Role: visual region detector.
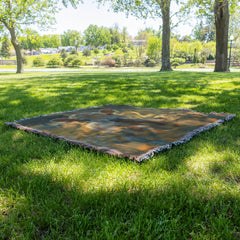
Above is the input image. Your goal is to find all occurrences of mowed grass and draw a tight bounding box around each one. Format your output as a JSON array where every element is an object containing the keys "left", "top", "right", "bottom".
[{"left": 0, "top": 71, "right": 239, "bottom": 239}]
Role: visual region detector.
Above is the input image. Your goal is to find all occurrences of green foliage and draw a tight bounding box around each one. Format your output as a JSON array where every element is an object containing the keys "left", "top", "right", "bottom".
[
  {"left": 64, "top": 55, "right": 83, "bottom": 67},
  {"left": 144, "top": 58, "right": 156, "bottom": 67},
  {"left": 0, "top": 37, "right": 11, "bottom": 59},
  {"left": 0, "top": 72, "right": 240, "bottom": 239},
  {"left": 94, "top": 58, "right": 101, "bottom": 66},
  {"left": 170, "top": 58, "right": 185, "bottom": 65},
  {"left": 19, "top": 29, "right": 42, "bottom": 51},
  {"left": 40, "top": 34, "right": 61, "bottom": 48},
  {"left": 112, "top": 55, "right": 123, "bottom": 67},
  {"left": 47, "top": 57, "right": 63, "bottom": 68},
  {"left": 33, "top": 56, "right": 45, "bottom": 67},
  {"left": 193, "top": 21, "right": 215, "bottom": 42},
  {"left": 114, "top": 49, "right": 124, "bottom": 55},
  {"left": 171, "top": 39, "right": 216, "bottom": 62},
  {"left": 112, "top": 43, "right": 119, "bottom": 51},
  {"left": 22, "top": 56, "right": 28, "bottom": 65},
  {"left": 122, "top": 47, "right": 128, "bottom": 53},
  {"left": 109, "top": 24, "right": 121, "bottom": 45},
  {"left": 70, "top": 48, "right": 78, "bottom": 55},
  {"left": 82, "top": 49, "right": 91, "bottom": 57},
  {"left": 84, "top": 25, "right": 111, "bottom": 47},
  {"left": 135, "top": 28, "right": 154, "bottom": 42},
  {"left": 146, "top": 36, "right": 161, "bottom": 63},
  {"left": 133, "top": 58, "right": 144, "bottom": 67},
  {"left": 60, "top": 49, "right": 68, "bottom": 60},
  {"left": 171, "top": 62, "right": 180, "bottom": 68},
  {"left": 102, "top": 57, "right": 116, "bottom": 67},
  {"left": 103, "top": 49, "right": 108, "bottom": 55},
  {"left": 93, "top": 48, "right": 100, "bottom": 54},
  {"left": 0, "top": 1, "right": 60, "bottom": 32},
  {"left": 64, "top": 55, "right": 76, "bottom": 66},
  {"left": 61, "top": 30, "right": 83, "bottom": 49},
  {"left": 71, "top": 57, "right": 83, "bottom": 67},
  {"left": 106, "top": 44, "right": 112, "bottom": 51}
]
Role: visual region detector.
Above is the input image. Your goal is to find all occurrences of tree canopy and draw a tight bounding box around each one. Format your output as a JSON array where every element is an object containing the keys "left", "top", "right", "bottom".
[{"left": 0, "top": 0, "right": 83, "bottom": 73}]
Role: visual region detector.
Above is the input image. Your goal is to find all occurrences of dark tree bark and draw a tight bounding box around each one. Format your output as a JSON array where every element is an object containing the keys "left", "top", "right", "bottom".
[
  {"left": 160, "top": 0, "right": 172, "bottom": 71},
  {"left": 9, "top": 27, "right": 24, "bottom": 74},
  {"left": 1, "top": 18, "right": 24, "bottom": 74},
  {"left": 214, "top": 0, "right": 229, "bottom": 72}
]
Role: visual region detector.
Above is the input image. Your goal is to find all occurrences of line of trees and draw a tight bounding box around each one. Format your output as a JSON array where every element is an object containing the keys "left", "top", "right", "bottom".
[
  {"left": 0, "top": 0, "right": 79, "bottom": 73},
  {"left": 96, "top": 0, "right": 239, "bottom": 72},
  {"left": 15, "top": 25, "right": 130, "bottom": 52},
  {"left": 0, "top": 0, "right": 239, "bottom": 73}
]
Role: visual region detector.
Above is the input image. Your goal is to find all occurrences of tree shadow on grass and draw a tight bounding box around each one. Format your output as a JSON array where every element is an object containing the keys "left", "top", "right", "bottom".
[
  {"left": 1, "top": 71, "right": 239, "bottom": 169},
  {"left": 0, "top": 71, "right": 240, "bottom": 239},
  {"left": 0, "top": 135, "right": 239, "bottom": 239}
]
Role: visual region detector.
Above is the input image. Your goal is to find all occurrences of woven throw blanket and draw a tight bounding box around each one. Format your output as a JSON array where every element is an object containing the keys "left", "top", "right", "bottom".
[{"left": 5, "top": 104, "right": 235, "bottom": 162}]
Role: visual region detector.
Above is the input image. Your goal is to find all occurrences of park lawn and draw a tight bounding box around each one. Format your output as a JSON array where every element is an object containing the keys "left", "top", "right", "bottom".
[{"left": 0, "top": 71, "right": 239, "bottom": 239}]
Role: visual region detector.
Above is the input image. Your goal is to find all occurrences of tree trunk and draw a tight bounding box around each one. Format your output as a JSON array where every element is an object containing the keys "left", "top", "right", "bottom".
[
  {"left": 9, "top": 27, "right": 24, "bottom": 73},
  {"left": 160, "top": 0, "right": 172, "bottom": 71},
  {"left": 214, "top": 0, "right": 229, "bottom": 72}
]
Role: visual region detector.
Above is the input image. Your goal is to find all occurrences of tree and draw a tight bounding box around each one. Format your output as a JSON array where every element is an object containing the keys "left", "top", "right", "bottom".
[
  {"left": 0, "top": 0, "right": 60, "bottom": 73},
  {"left": 84, "top": 25, "right": 111, "bottom": 47},
  {"left": 229, "top": 5, "right": 240, "bottom": 40},
  {"left": 146, "top": 36, "right": 162, "bottom": 63},
  {"left": 1, "top": 36, "right": 11, "bottom": 59},
  {"left": 20, "top": 29, "right": 42, "bottom": 51},
  {"left": 214, "top": 0, "right": 229, "bottom": 71},
  {"left": 134, "top": 28, "right": 154, "bottom": 44},
  {"left": 0, "top": 0, "right": 82, "bottom": 73},
  {"left": 193, "top": 21, "right": 215, "bottom": 42},
  {"left": 109, "top": 24, "right": 121, "bottom": 45},
  {"left": 121, "top": 27, "right": 129, "bottom": 44},
  {"left": 61, "top": 30, "right": 83, "bottom": 49},
  {"left": 188, "top": 0, "right": 239, "bottom": 72},
  {"left": 96, "top": 0, "right": 177, "bottom": 71},
  {"left": 40, "top": 34, "right": 61, "bottom": 48}
]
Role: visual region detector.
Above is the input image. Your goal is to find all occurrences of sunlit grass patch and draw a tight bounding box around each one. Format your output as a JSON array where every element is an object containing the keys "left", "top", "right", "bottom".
[{"left": 0, "top": 71, "right": 239, "bottom": 239}]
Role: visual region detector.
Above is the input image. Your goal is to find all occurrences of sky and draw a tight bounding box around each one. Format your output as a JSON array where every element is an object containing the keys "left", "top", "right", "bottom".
[{"left": 40, "top": 1, "right": 195, "bottom": 37}]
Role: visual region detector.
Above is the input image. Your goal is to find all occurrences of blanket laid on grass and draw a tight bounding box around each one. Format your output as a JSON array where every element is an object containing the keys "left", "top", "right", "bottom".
[{"left": 5, "top": 104, "right": 235, "bottom": 162}]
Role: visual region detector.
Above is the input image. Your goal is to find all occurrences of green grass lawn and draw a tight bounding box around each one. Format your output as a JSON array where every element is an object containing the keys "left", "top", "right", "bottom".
[{"left": 0, "top": 71, "right": 239, "bottom": 239}]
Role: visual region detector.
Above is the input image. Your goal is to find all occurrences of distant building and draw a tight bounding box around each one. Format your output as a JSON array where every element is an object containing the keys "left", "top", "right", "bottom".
[
  {"left": 58, "top": 46, "right": 75, "bottom": 53},
  {"left": 132, "top": 40, "right": 147, "bottom": 47},
  {"left": 39, "top": 48, "right": 58, "bottom": 54}
]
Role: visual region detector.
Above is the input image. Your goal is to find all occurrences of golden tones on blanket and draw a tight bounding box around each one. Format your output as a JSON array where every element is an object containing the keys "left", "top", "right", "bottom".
[{"left": 9, "top": 104, "right": 234, "bottom": 161}]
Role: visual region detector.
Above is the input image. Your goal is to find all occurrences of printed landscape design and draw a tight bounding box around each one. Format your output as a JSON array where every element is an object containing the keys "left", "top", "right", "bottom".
[{"left": 5, "top": 104, "right": 235, "bottom": 162}]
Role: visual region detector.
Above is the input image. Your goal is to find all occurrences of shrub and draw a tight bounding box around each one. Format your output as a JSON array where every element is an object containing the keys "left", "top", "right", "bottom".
[
  {"left": 22, "top": 56, "right": 28, "bottom": 65},
  {"left": 122, "top": 47, "right": 128, "bottom": 53},
  {"left": 200, "top": 56, "right": 207, "bottom": 64},
  {"left": 144, "top": 58, "right": 156, "bottom": 67},
  {"left": 106, "top": 45, "right": 112, "bottom": 51},
  {"left": 33, "top": 56, "right": 45, "bottom": 67},
  {"left": 112, "top": 44, "right": 119, "bottom": 51},
  {"left": 64, "top": 56, "right": 75, "bottom": 66},
  {"left": 82, "top": 49, "right": 91, "bottom": 57},
  {"left": 112, "top": 55, "right": 123, "bottom": 67},
  {"left": 170, "top": 58, "right": 185, "bottom": 65},
  {"left": 103, "top": 49, "right": 108, "bottom": 55},
  {"left": 114, "top": 49, "right": 124, "bottom": 55},
  {"left": 70, "top": 48, "right": 78, "bottom": 55},
  {"left": 71, "top": 57, "right": 83, "bottom": 67},
  {"left": 47, "top": 57, "right": 62, "bottom": 68},
  {"left": 94, "top": 48, "right": 99, "bottom": 54},
  {"left": 133, "top": 58, "right": 143, "bottom": 67},
  {"left": 171, "top": 62, "right": 180, "bottom": 68},
  {"left": 123, "top": 53, "right": 130, "bottom": 67},
  {"left": 60, "top": 49, "right": 68, "bottom": 60},
  {"left": 94, "top": 58, "right": 101, "bottom": 66},
  {"left": 102, "top": 57, "right": 116, "bottom": 67}
]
